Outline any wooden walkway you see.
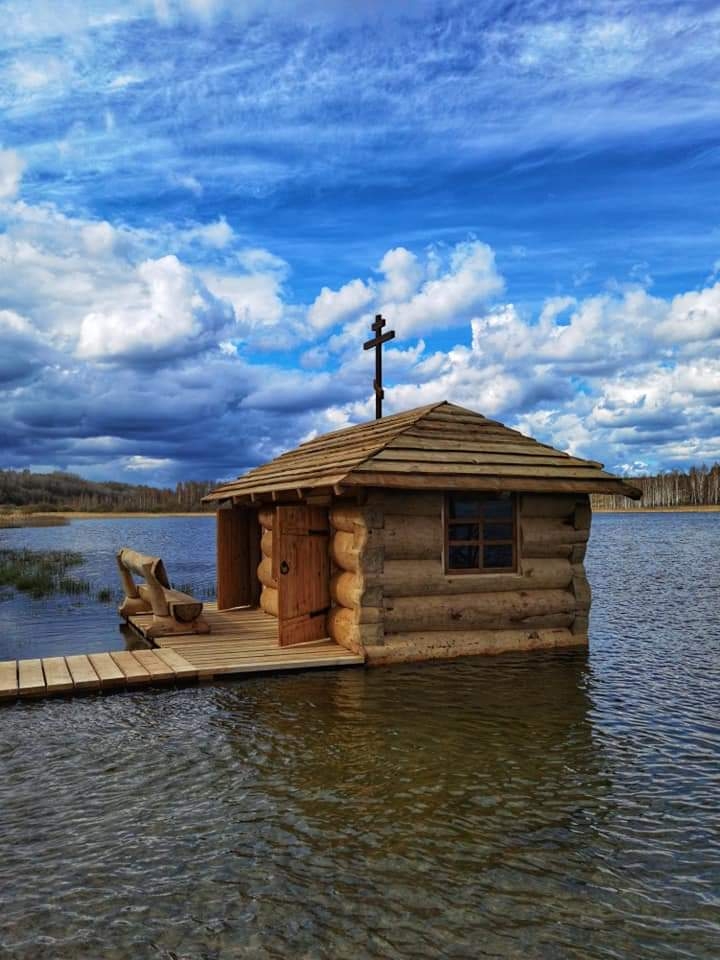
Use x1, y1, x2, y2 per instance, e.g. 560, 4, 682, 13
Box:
0, 648, 197, 701
0, 604, 363, 703
129, 603, 364, 679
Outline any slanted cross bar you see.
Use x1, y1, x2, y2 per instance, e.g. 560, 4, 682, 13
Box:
363, 314, 396, 419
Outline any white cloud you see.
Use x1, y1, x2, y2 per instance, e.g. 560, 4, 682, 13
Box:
659, 282, 720, 343
123, 455, 175, 471
308, 278, 375, 331
0, 149, 25, 198
110, 73, 142, 90
169, 172, 203, 195
381, 241, 504, 337
77, 255, 233, 361
377, 247, 423, 302
81, 221, 115, 256
203, 271, 285, 335
184, 216, 234, 248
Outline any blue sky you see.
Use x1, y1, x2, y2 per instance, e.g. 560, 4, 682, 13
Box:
1, 0, 719, 485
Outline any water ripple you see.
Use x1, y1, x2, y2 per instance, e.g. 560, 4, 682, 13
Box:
0, 514, 719, 958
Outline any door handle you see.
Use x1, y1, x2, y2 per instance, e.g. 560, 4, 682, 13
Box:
280, 560, 290, 575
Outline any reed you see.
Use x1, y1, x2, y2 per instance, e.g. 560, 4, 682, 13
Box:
0, 548, 89, 599
0, 514, 69, 528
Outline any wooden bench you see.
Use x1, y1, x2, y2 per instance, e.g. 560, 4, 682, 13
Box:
116, 547, 210, 639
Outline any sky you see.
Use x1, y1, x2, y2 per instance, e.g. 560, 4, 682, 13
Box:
1, 0, 719, 487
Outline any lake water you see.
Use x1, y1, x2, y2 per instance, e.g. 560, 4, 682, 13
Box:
0, 514, 719, 959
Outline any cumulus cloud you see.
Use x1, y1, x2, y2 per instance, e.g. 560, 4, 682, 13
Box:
382, 241, 504, 337
77, 255, 234, 362
308, 278, 375, 331
0, 188, 718, 482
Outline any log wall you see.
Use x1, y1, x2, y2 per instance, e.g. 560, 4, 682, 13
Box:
358, 490, 592, 665
257, 507, 278, 618
326, 501, 384, 656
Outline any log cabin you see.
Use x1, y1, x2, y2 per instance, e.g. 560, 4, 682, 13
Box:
203, 402, 641, 664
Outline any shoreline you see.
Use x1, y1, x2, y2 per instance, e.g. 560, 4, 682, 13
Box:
593, 505, 720, 513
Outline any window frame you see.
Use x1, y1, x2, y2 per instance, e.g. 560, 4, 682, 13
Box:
443, 492, 519, 575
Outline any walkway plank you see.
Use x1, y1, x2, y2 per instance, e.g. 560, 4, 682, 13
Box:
18, 659, 45, 697
110, 651, 151, 683
42, 657, 74, 694
0, 661, 18, 699
65, 655, 102, 692
131, 649, 175, 681
153, 648, 198, 679
88, 653, 126, 689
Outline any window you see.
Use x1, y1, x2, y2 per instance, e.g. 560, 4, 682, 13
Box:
445, 493, 517, 573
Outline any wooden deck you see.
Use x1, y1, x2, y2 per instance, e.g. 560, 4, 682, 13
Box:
0, 648, 198, 701
128, 603, 364, 679
0, 605, 363, 704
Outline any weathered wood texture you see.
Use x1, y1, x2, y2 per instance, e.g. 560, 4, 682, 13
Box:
217, 505, 261, 610
275, 505, 330, 646
365, 628, 585, 665
259, 514, 277, 618
0, 648, 199, 702
204, 402, 641, 502
356, 491, 592, 661
151, 603, 363, 678
327, 502, 384, 655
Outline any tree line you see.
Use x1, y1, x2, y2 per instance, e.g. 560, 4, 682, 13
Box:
0, 469, 216, 513
591, 463, 720, 510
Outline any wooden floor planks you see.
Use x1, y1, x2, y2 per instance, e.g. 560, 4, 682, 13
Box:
144, 603, 365, 679
1, 604, 364, 705
0, 648, 199, 703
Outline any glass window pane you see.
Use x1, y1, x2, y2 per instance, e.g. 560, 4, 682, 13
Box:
448, 495, 484, 519
484, 522, 514, 541
449, 545, 479, 569
483, 544, 514, 568
448, 523, 479, 541
483, 498, 513, 520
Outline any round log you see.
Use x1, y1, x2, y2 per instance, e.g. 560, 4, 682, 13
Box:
327, 605, 361, 653
521, 516, 589, 547
381, 491, 442, 517
383, 589, 576, 632
261, 529, 273, 560
258, 508, 274, 530
330, 530, 358, 572
137, 584, 203, 622
260, 585, 279, 617
329, 505, 364, 533
520, 495, 577, 519
257, 555, 277, 589
380, 557, 574, 597
365, 627, 583, 664
330, 571, 362, 609
384, 514, 442, 561
117, 548, 170, 588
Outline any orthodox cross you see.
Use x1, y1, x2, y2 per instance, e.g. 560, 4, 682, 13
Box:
363, 313, 396, 419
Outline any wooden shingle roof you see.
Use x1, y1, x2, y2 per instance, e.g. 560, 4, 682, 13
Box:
204, 401, 642, 502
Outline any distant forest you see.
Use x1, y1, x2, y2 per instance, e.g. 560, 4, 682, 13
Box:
591, 463, 720, 510
0, 469, 216, 513
1, 463, 719, 514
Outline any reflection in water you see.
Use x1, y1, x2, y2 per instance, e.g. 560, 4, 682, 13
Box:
0, 513, 719, 958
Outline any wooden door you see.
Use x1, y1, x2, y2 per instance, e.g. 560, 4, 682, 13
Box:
275, 505, 330, 646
